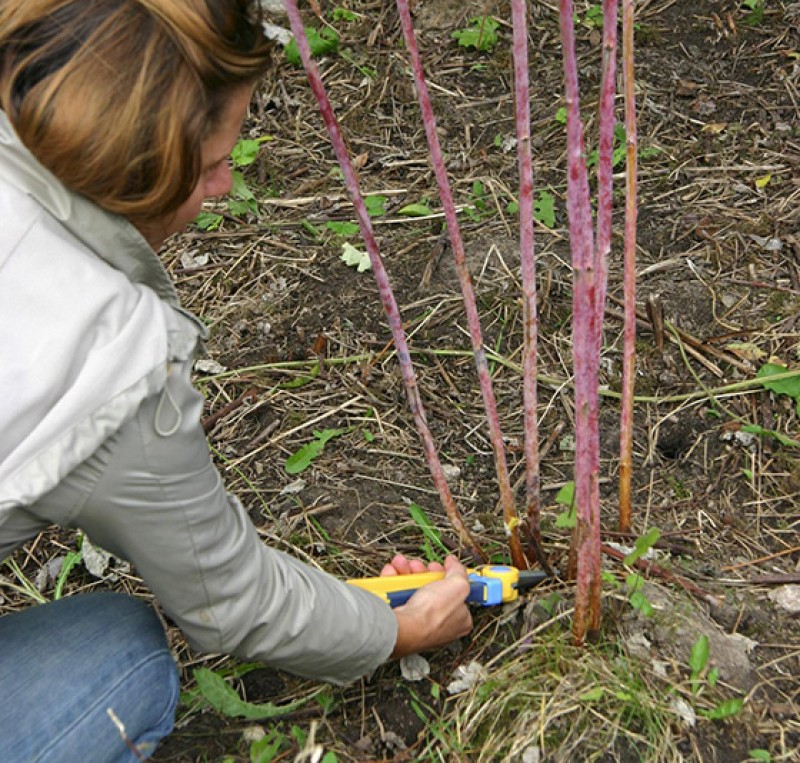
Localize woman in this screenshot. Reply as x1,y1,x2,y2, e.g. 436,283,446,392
0,1,473,760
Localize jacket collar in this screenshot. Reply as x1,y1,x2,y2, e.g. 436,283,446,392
0,110,180,307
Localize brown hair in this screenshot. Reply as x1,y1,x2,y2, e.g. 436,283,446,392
0,0,271,220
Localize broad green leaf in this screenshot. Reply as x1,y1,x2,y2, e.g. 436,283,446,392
748,750,771,762
756,363,800,414
397,203,434,217
629,590,654,617
579,687,605,701
194,668,307,719
195,211,224,231
364,195,387,217
231,170,255,201
326,221,360,237
341,243,372,272
284,428,348,474
623,527,661,565
554,106,567,125
533,190,556,228
555,481,575,506
601,570,620,588
284,441,323,474
702,697,744,720
625,572,644,593
331,7,358,21
554,480,576,528
285,27,340,67
231,136,271,167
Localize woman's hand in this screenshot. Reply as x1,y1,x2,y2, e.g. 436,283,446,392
385,554,473,658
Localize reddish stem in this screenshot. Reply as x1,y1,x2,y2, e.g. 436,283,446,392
283,0,484,561
511,0,542,564
594,0,619,349
559,0,603,644
395,0,525,569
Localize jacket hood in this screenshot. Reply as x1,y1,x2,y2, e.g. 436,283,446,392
0,111,180,306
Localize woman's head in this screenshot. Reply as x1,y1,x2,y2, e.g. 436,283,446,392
0,0,271,226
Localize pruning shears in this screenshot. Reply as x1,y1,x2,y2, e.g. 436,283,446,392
347,565,550,608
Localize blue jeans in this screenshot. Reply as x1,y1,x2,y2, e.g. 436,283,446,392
0,592,178,762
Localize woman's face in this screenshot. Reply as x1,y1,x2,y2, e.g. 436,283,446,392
138,85,254,249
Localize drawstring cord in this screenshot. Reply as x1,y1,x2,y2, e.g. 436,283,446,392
154,365,182,437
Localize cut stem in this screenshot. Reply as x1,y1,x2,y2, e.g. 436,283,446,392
283,0,485,561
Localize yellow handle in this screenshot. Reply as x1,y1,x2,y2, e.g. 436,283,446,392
346,566,521,607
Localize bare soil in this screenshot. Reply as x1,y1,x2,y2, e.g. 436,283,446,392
4,0,800,761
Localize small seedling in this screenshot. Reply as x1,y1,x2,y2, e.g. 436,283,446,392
195,136,270,228
741,0,765,25
53,547,83,600
409,503,450,561
249,728,285,763
331,7,358,22
285,428,349,474
623,527,660,565
625,572,654,616
575,3,604,29
700,696,745,719
451,17,499,52
464,180,488,222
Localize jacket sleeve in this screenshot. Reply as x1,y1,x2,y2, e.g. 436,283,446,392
27,359,398,685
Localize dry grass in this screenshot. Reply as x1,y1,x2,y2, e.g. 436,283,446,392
3,0,800,760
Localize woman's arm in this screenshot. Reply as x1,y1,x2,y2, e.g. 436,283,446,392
28,361,471,684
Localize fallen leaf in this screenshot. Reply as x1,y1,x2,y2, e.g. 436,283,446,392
447,661,487,694
725,341,766,362
341,243,372,272
400,654,430,681
768,585,800,613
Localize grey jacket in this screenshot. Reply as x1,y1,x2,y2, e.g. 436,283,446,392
0,111,397,684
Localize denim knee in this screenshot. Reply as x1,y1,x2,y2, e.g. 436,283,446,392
0,592,179,763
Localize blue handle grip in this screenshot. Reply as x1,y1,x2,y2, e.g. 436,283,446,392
384,573,504,608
